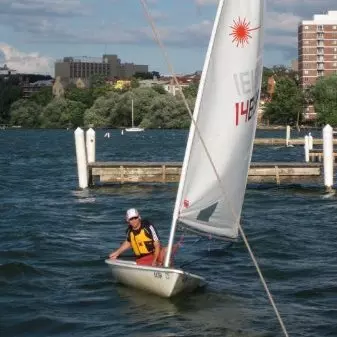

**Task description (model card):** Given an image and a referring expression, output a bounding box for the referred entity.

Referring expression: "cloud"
[0,43,53,74]
[0,0,88,17]
[195,0,218,5]
[266,12,302,33]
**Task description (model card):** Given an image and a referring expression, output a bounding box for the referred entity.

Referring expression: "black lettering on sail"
[197,202,218,222]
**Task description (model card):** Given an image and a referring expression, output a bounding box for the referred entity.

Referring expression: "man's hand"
[109,251,119,259]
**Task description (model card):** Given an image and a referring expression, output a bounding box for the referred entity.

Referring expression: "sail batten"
[169,0,265,242]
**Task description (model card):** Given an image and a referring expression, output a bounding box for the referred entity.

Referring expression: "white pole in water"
[323,124,334,192]
[86,128,96,163]
[308,132,313,150]
[286,125,291,147]
[74,127,88,189]
[304,135,310,163]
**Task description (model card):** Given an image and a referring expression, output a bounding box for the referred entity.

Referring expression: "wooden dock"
[88,161,323,186]
[309,151,337,163]
[254,138,337,146]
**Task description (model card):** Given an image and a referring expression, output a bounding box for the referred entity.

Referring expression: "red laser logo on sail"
[230,17,260,47]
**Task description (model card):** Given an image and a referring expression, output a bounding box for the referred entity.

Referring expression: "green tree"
[134,72,153,80]
[42,98,86,128]
[125,88,161,127]
[263,77,303,125]
[130,77,140,88]
[30,86,53,106]
[9,99,43,127]
[65,87,94,108]
[182,83,199,98]
[0,80,22,123]
[89,74,107,88]
[152,84,167,95]
[312,75,337,126]
[261,67,274,98]
[261,66,299,99]
[141,94,192,128]
[83,91,120,127]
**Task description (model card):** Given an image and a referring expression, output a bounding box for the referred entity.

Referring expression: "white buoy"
[323,125,334,192]
[286,125,291,147]
[304,135,310,163]
[308,132,313,150]
[121,129,124,135]
[86,128,96,163]
[74,127,88,189]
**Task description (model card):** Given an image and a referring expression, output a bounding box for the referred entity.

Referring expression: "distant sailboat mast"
[125,98,144,132]
[131,99,135,128]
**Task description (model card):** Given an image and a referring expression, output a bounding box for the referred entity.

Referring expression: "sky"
[0,0,336,76]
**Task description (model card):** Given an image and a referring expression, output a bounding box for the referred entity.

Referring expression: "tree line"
[1,68,337,128]
[261,66,337,127]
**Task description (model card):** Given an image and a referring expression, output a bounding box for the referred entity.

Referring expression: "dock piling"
[86,128,96,163]
[304,135,310,163]
[286,125,291,147]
[74,127,88,189]
[308,132,313,150]
[323,125,334,192]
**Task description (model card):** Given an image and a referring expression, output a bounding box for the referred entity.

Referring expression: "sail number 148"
[235,91,259,126]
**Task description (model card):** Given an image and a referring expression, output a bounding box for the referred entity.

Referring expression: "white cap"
[126,208,139,221]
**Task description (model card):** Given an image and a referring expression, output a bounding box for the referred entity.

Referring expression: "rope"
[139,1,289,336]
[239,225,289,337]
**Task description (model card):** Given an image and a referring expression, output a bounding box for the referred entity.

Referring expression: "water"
[0,129,336,337]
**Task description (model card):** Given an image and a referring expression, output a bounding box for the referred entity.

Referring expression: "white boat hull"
[105,259,205,298]
[125,127,144,132]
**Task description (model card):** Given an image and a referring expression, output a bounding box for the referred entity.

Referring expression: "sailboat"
[125,99,144,132]
[106,0,265,297]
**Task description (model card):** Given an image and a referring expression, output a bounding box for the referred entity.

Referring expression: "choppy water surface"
[0,129,336,337]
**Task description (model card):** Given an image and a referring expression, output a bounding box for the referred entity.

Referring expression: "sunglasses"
[128,216,139,221]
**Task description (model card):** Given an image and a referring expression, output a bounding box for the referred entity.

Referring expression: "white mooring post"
[86,128,96,163]
[286,125,291,147]
[308,132,313,150]
[74,127,88,189]
[304,135,310,163]
[323,124,334,192]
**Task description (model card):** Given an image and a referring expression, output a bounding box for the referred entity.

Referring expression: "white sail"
[173,0,265,240]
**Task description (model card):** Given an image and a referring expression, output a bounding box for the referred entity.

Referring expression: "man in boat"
[109,208,165,266]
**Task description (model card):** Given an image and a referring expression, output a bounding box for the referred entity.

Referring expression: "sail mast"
[164,0,226,267]
[131,99,134,128]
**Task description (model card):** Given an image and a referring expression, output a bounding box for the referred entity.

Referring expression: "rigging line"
[239,226,289,337]
[139,2,289,337]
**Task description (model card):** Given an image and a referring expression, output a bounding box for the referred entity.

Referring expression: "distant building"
[298,11,337,88]
[0,64,16,78]
[54,54,148,86]
[139,78,170,88]
[160,74,200,96]
[298,10,337,120]
[120,62,148,78]
[291,59,298,72]
[22,79,53,98]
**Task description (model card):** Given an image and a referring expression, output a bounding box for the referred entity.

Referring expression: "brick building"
[298,11,337,119]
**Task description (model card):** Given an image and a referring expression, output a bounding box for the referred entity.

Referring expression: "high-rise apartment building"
[55,54,148,86]
[298,11,337,88]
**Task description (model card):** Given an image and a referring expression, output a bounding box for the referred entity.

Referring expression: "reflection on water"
[116,285,268,337]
